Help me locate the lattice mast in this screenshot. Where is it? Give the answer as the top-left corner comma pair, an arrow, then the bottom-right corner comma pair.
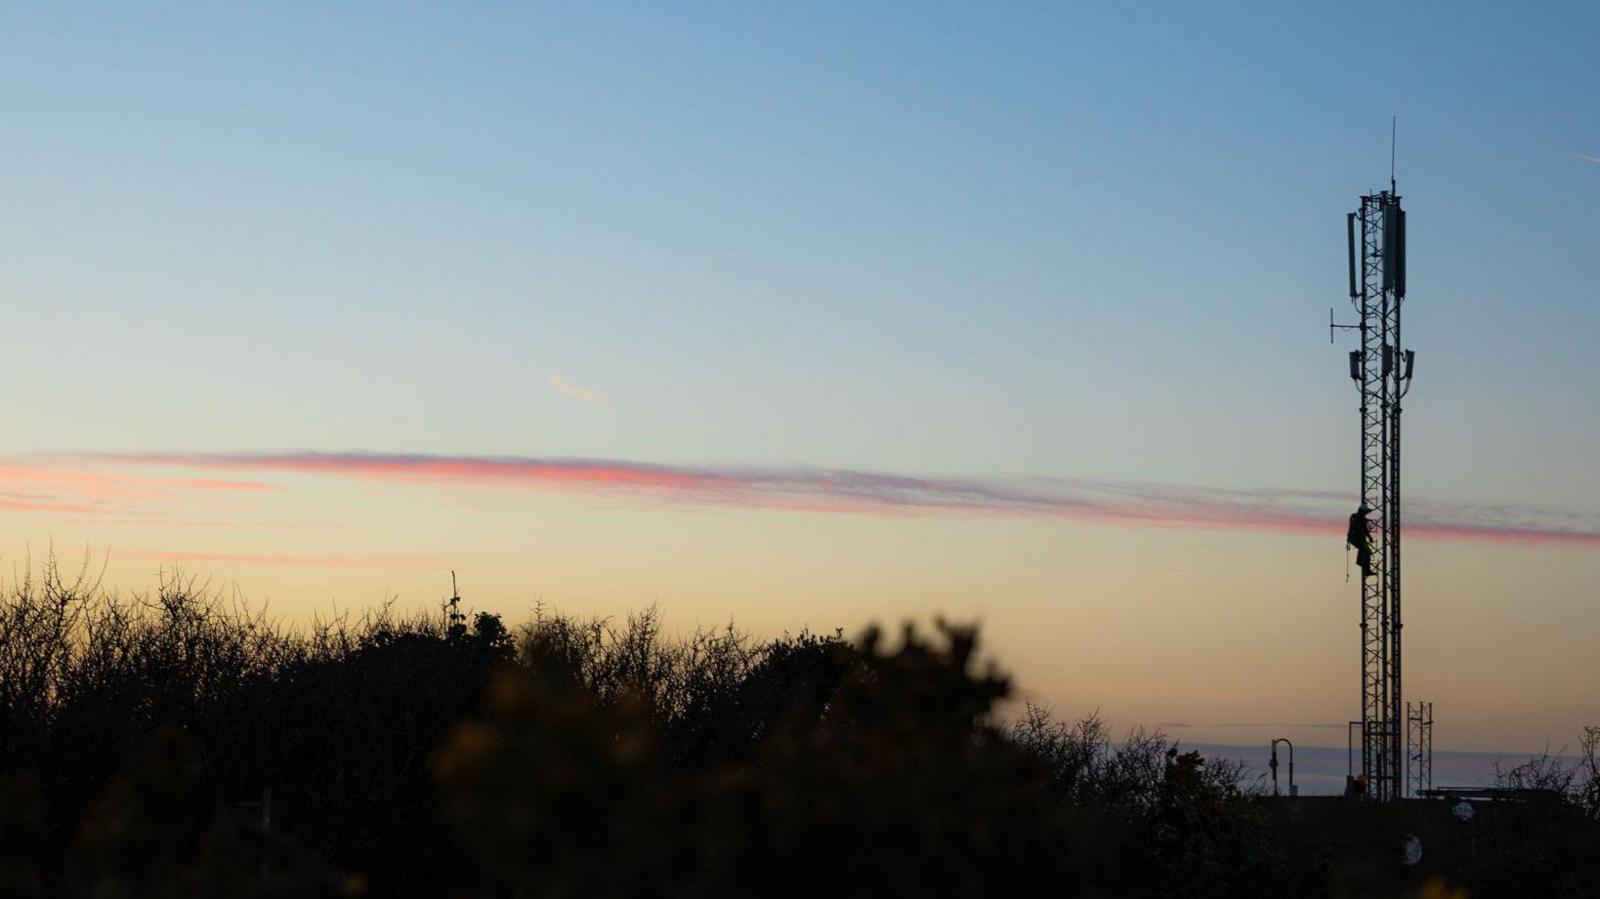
1407,701 -> 1434,796
1334,172 -> 1414,801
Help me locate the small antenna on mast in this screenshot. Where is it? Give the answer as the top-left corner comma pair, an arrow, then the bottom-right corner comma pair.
1390,115 -> 1397,193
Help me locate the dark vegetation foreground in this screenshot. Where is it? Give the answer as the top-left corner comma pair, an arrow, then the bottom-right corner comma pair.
2,559 -> 1597,898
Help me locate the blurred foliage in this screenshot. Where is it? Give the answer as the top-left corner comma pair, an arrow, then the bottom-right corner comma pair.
2,555 -> 1597,898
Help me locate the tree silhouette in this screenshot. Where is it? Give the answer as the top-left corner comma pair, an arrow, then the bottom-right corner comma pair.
2,559 -> 1597,898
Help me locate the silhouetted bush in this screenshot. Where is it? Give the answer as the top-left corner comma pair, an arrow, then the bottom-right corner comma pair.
2,558 -> 1597,898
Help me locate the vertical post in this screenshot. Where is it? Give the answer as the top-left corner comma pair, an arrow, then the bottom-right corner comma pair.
1423,703 -> 1432,794
1386,190 -> 1410,800
1271,739 -> 1296,797
1407,700 -> 1433,797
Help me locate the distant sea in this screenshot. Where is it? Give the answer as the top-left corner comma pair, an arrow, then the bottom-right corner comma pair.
1188,743 -> 1522,796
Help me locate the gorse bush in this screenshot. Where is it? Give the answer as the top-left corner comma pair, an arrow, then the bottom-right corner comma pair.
1,557 -> 1596,898
0,557 -> 510,897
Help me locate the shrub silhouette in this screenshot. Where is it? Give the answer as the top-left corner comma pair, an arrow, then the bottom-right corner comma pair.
2,558 -> 1597,898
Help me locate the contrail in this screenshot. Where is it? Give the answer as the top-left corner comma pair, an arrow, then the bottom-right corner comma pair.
14,451 -> 1600,548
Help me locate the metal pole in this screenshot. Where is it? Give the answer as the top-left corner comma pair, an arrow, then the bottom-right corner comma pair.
1273,738 -> 1297,797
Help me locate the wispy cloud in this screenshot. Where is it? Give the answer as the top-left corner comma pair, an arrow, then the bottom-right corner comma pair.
549,375 -> 605,406
125,548 -> 446,570
0,465 -> 280,523
1215,722 -> 1349,730
19,451 -> 1600,549
0,466 -> 276,499
1577,153 -> 1600,165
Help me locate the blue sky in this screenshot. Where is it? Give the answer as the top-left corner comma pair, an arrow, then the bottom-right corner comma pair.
2,3 -> 1598,749
5,2 -> 1596,484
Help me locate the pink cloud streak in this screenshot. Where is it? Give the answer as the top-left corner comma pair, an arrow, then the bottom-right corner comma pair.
124,549 -> 447,570
0,464 -> 282,527
28,451 -> 1600,549
0,466 -> 276,498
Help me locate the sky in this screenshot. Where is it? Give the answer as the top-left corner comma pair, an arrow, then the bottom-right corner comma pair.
2,2 -> 1598,755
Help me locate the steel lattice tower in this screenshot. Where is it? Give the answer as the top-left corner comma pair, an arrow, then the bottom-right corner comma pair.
1334,179 -> 1414,801
1407,701 -> 1434,796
